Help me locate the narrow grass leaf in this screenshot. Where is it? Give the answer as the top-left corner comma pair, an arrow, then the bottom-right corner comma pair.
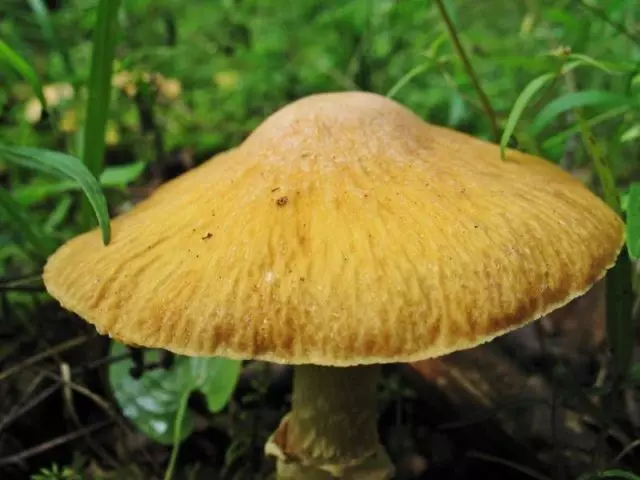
387,62 -> 433,99
0,145 -> 110,244
542,106 -> 629,151
579,469 -> 640,480
606,246 -> 634,379
0,189 -> 56,258
568,53 -> 628,74
12,161 -> 145,205
575,115 -> 620,212
574,114 -> 632,378
621,124 -> 640,143
529,91 -> 634,136
0,40 -> 46,110
45,196 -> 73,232
625,183 -> 640,259
26,0 -> 75,77
500,73 -> 555,159
82,0 -> 123,175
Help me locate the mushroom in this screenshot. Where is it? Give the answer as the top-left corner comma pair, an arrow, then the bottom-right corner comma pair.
43,91 -> 624,479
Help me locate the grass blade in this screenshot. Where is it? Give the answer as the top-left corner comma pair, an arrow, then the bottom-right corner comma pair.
626,183 -> 640,259
580,469 -> 640,480
0,40 -> 46,111
0,189 -> 56,259
12,161 -> 145,206
542,106 -> 629,151
529,90 -> 635,136
387,62 -> 433,99
0,145 -> 111,244
82,0 -> 123,175
575,113 -> 620,213
26,0 -> 75,77
500,73 -> 555,159
572,110 -> 632,378
567,53 -> 628,74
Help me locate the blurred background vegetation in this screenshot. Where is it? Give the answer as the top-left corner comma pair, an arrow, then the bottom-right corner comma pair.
1,0 -> 640,479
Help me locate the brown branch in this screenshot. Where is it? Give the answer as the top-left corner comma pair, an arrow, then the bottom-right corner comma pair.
0,420 -> 112,467
0,335 -> 91,382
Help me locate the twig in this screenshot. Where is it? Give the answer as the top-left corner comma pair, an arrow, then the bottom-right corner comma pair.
0,420 -> 112,467
0,335 -> 91,382
0,381 -> 61,434
39,361 -> 161,474
71,352 -> 130,374
59,363 -> 119,468
433,0 -> 500,141
615,438 -> 640,463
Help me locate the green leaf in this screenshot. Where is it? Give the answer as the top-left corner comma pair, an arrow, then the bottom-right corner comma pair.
542,106 -> 629,151
12,161 -> 145,206
100,161 -> 146,186
191,357 -> 242,413
82,0 -> 123,176
108,342 -> 195,445
500,73 -> 555,159
626,183 -> 640,259
26,0 -> 75,77
621,124 -> 640,143
567,53 -> 629,75
529,91 -> 634,136
606,247 -> 635,380
0,40 -> 46,111
0,188 -> 56,259
0,145 -> 111,244
386,62 -> 434,99
45,196 -> 73,232
625,363 -> 640,387
580,469 -> 640,480
108,342 -> 242,445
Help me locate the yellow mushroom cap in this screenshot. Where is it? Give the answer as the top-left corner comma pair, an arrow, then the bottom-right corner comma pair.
43,91 -> 624,366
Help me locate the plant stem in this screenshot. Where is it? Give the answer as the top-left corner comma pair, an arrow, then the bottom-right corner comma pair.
265,364 -> 393,479
433,0 -> 500,142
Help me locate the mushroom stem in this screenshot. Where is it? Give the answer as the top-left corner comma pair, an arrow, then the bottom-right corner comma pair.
265,364 -> 394,479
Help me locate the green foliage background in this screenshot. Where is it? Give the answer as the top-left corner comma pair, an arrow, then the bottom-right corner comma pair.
1,0 -> 640,479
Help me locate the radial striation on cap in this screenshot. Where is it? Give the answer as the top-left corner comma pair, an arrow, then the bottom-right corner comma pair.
43,91 -> 625,366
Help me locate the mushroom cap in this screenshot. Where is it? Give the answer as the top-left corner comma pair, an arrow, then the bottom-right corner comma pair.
43,91 -> 624,366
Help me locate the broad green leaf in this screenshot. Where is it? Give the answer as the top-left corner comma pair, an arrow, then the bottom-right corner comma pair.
0,188 -> 56,258
500,73 -> 555,159
12,161 -> 146,205
108,342 -> 195,445
82,0 -> 123,176
108,342 -> 242,445
191,357 -> 242,413
0,40 -> 46,111
0,145 -> 111,244
626,183 -> 640,259
529,91 -> 634,136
